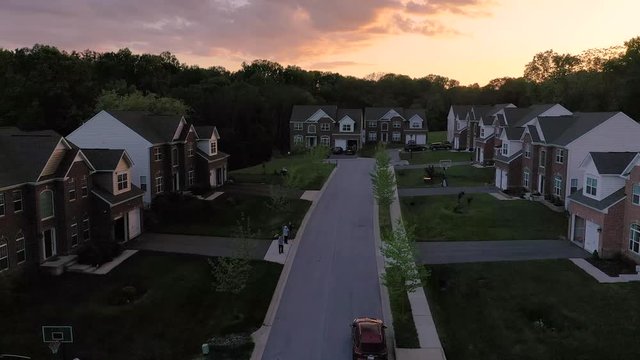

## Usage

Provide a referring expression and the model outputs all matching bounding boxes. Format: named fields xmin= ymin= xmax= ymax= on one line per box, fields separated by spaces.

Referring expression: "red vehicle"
xmin=351 ymin=317 xmax=388 ymax=360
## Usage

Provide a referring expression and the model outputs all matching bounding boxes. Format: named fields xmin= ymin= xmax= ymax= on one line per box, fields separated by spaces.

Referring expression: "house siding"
xmin=623 ymin=166 xmax=640 ymax=262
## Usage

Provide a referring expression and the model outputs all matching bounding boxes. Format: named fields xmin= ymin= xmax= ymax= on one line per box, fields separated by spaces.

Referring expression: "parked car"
xmin=332 ymin=146 xmax=344 ymax=154
xmin=404 ymin=141 xmax=426 ymax=152
xmin=430 ymin=141 xmax=452 ymax=150
xmin=351 ymin=317 xmax=388 ymax=360
xmin=345 ymin=146 xmax=356 ymax=155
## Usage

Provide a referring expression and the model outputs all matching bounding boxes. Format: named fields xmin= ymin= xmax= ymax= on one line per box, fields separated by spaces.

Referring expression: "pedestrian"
xmin=277 ymin=233 xmax=284 ymax=254
xmin=282 ymin=224 xmax=290 ymax=244
xmin=288 ymin=221 xmax=294 ymax=240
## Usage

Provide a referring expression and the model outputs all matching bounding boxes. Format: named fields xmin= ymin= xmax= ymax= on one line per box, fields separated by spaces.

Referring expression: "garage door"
xmin=584 ymin=220 xmax=600 ymax=253
xmin=415 ymin=134 xmax=427 ymax=145
xmin=501 ymin=171 xmax=508 ymax=190
xmin=128 ymin=209 xmax=142 ymax=240
xmin=495 ymin=169 xmax=501 ymax=188
xmin=334 ymin=139 xmax=347 ymax=150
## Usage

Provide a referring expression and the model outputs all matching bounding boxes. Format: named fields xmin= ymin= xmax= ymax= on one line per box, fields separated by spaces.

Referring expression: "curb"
xmin=250 ymin=164 xmax=339 ymax=360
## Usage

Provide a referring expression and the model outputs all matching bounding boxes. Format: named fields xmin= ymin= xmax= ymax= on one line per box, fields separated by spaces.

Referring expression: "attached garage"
xmin=584 ymin=220 xmax=600 ymax=254
xmin=415 ymin=134 xmax=427 ymax=145
xmin=334 ymin=138 xmax=347 ymax=150
xmin=128 ymin=208 xmax=141 ymax=240
xmin=495 ymin=168 xmax=508 ymax=190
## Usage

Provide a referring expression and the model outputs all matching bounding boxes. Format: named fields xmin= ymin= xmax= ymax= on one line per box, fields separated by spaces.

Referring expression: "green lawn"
xmin=150 ymin=193 xmax=311 ymax=239
xmin=428 ymin=131 xmax=447 ymax=144
xmin=230 ymin=150 xmax=335 ymax=190
xmin=400 ymin=194 xmax=568 ymax=241
xmin=399 ymin=150 xmax=472 ymax=165
xmin=426 ymin=260 xmax=640 ymax=360
xmin=395 ymin=166 xmax=494 ymax=188
xmin=0 ymin=253 xmax=281 ymax=360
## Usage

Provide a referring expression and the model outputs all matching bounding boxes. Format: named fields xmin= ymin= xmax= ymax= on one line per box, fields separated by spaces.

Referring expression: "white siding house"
xmin=67 ymin=111 xmax=154 ymax=203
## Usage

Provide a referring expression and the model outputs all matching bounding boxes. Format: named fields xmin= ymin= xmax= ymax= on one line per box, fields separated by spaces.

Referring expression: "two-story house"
xmin=495 ymin=111 xmax=640 ymax=207
xmin=67 ymin=110 xmax=229 ymax=205
xmin=364 ymin=107 xmax=428 ymax=144
xmin=567 ymin=152 xmax=640 ymax=258
xmin=447 ymin=105 xmax=472 ymax=150
xmin=472 ymin=103 xmax=516 ymax=163
xmin=289 ymin=105 xmax=339 ymax=149
xmin=332 ymin=109 xmax=363 ymax=151
xmin=0 ymin=128 xmax=144 ymax=274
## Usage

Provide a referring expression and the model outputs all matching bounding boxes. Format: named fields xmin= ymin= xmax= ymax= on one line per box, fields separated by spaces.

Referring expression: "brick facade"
xmin=568 ymin=200 xmax=625 ymax=258
xmin=623 ymin=166 xmax=640 ymax=262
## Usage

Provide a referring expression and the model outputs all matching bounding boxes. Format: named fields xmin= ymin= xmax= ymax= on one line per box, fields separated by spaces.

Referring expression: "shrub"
xmin=189 ymin=183 xmax=212 ymax=196
xmin=77 ymin=241 xmax=124 ymax=266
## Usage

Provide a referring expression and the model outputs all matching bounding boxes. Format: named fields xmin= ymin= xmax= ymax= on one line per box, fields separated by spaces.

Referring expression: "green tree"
xmin=370 ymin=145 xmax=396 ymax=209
xmin=95 ymin=89 xmax=190 ymax=115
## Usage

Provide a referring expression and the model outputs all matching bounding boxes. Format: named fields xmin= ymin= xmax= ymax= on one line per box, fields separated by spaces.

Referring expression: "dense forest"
xmin=1 ymin=36 xmax=639 ymax=169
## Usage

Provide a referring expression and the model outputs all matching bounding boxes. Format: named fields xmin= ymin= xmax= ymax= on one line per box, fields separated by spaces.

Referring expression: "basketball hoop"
xmin=48 ymin=341 xmax=61 ymax=354
xmin=439 ymin=159 xmax=452 ymax=171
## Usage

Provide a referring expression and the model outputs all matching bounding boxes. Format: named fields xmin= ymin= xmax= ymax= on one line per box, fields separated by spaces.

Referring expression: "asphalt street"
xmin=262 ymin=158 xmax=383 ymax=360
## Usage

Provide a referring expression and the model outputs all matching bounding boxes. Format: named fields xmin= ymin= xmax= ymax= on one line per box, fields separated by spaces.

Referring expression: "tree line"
xmin=1 ymin=37 xmax=639 ymax=169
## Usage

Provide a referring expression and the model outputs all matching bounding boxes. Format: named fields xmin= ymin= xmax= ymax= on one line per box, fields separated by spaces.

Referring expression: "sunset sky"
xmin=0 ymin=0 xmax=638 ymax=85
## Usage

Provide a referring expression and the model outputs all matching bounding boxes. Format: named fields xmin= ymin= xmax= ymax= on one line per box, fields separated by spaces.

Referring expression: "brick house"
xmin=364 ymin=107 xmax=428 ymax=145
xmin=332 ymin=109 xmax=364 ymax=152
xmin=494 ymin=111 xmax=640 ymax=207
xmin=0 ymin=128 xmax=143 ymax=274
xmin=447 ymin=105 xmax=472 ymax=150
xmin=67 ymin=110 xmax=229 ymax=205
xmin=289 ymin=105 xmax=341 ymax=149
xmin=567 ymin=152 xmax=639 ymax=258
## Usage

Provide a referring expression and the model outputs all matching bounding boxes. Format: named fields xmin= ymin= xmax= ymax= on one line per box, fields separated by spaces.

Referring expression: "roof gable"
xmin=307 ymin=108 xmax=335 ymax=123
xmin=106 ymin=110 xmax=185 ymax=144
xmin=82 ymin=149 xmax=132 ymax=171
xmin=589 ymin=152 xmax=639 ymax=175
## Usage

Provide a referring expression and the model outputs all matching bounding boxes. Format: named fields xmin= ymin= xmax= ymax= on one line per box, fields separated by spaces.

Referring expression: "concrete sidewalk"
xmin=570 ymin=258 xmax=640 ymax=283
xmin=398 ymin=185 xmax=497 ymax=197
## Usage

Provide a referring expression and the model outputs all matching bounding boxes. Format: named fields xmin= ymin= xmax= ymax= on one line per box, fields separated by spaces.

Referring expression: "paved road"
xmin=128 ymin=233 xmax=271 ymax=259
xmin=416 ymin=240 xmax=589 ymax=264
xmin=398 ymin=185 xmax=498 ymax=197
xmin=262 ymin=158 xmax=382 ymax=360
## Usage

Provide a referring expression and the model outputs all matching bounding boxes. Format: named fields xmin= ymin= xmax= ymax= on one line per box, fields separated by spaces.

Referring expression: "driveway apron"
xmin=262 ymin=158 xmax=383 ymax=360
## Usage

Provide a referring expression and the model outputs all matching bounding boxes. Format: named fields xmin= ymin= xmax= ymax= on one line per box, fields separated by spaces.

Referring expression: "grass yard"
xmin=426 ymin=260 xmax=640 ymax=360
xmin=400 ymin=194 xmax=568 ymax=241
xmin=150 ymin=193 xmax=311 ymax=239
xmin=428 ymin=131 xmax=447 ymax=144
xmin=399 ymin=150 xmax=472 ymax=165
xmin=0 ymin=253 xmax=282 ymax=360
xmin=395 ymin=166 xmax=494 ymax=188
xmin=229 ymin=150 xmax=335 ymax=190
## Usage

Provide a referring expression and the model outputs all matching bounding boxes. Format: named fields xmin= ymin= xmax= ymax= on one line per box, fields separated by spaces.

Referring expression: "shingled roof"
xmin=290 ymin=105 xmax=337 ymax=122
xmin=336 ymin=109 xmax=362 ymax=123
xmin=589 ymin=152 xmax=639 ymax=175
xmin=568 ymin=187 xmax=626 ymax=212
xmin=364 ymin=107 xmax=405 ymax=121
xmin=0 ymin=128 xmax=65 ymax=188
xmin=82 ymin=149 xmax=128 ymax=171
xmin=195 ymin=126 xmax=220 ymax=140
xmin=106 ymin=110 xmax=184 ymax=144
xmin=537 ymin=112 xmax=617 ymax=146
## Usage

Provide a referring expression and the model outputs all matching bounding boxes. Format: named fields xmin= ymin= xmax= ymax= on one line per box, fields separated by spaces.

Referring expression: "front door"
xmin=381 ymin=133 xmax=388 ymax=143
xmin=306 ymin=136 xmax=316 ymax=148
xmin=172 ymin=173 xmax=179 ymax=191
xmin=476 ymin=148 xmax=481 ymax=162
xmin=114 ymin=217 xmax=126 ymax=243
xmin=42 ymin=228 xmax=56 ymax=260
xmin=538 ymin=174 xmax=545 ymax=193
xmin=216 ymin=168 xmax=223 ymax=186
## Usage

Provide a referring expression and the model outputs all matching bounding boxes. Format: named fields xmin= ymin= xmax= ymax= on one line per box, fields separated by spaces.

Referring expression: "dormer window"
xmin=480 ymin=128 xmax=485 ymax=138
xmin=501 ymin=143 xmax=509 ymax=156
xmin=410 ymin=121 xmax=421 ymax=129
xmin=341 ymin=123 xmax=352 ymax=132
xmin=210 ymin=141 xmax=218 ymax=155
xmin=586 ymin=177 xmax=597 ymax=196
xmin=117 ymin=173 xmax=129 ymax=191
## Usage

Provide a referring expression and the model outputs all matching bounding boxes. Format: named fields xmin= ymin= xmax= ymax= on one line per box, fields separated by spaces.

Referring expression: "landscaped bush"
xmin=503 ymin=187 xmax=527 ymax=198
xmin=77 ymin=241 xmax=124 ymax=266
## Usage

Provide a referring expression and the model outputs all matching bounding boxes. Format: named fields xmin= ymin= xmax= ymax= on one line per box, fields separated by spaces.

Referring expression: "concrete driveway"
xmin=398 ymin=185 xmax=498 ymax=197
xmin=128 ymin=233 xmax=271 ymax=259
xmin=416 ymin=240 xmax=589 ymax=265
xmin=262 ymin=158 xmax=382 ymax=360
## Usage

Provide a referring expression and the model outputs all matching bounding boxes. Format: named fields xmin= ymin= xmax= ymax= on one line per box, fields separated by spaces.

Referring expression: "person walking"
xmin=282 ymin=224 xmax=290 ymax=244
xmin=277 ymin=233 xmax=284 ymax=254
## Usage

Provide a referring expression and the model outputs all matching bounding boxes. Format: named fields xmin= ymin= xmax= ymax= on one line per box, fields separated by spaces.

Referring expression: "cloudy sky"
xmin=0 ymin=0 xmax=638 ymax=85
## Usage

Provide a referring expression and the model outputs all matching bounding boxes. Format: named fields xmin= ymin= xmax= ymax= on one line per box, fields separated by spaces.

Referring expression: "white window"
xmin=501 ymin=143 xmax=508 ymax=156
xmin=480 ymin=127 xmax=485 ymax=138
xmin=523 ymin=170 xmax=530 ymax=188
xmin=39 ymin=190 xmax=54 ymax=219
xmin=633 ymin=184 xmax=640 ymax=205
xmin=570 ymin=178 xmax=578 ymax=194
xmin=0 ymin=193 xmax=4 ymax=217
xmin=293 ymin=135 xmax=303 ymax=144
xmin=0 ymin=237 xmax=7 ymax=271
xmin=586 ymin=177 xmax=597 ymax=196
xmin=83 ymin=216 xmax=90 ymax=241
xmin=368 ymin=121 xmax=377 ymax=128
xmin=393 ymin=122 xmax=401 ymax=128
xmin=392 ymin=132 xmax=401 ymax=141
xmin=368 ymin=132 xmax=377 ymax=141
xmin=187 ymin=144 xmax=194 ymax=157
xmin=155 ymin=177 xmax=164 ymax=194
xmin=320 ymin=123 xmax=330 ymax=132
xmin=117 ymin=173 xmax=128 ymax=191
xmin=293 ymin=123 xmax=303 ymax=131
xmin=12 ymin=190 xmax=22 ymax=212
xmin=524 ymin=143 xmax=531 ymax=158
xmin=554 ymin=176 xmax=562 ymax=196
xmin=341 ymin=123 xmax=352 ymax=132
xmin=555 ymin=149 xmax=564 ymax=164
xmin=154 ymin=147 xmax=162 ymax=161
xmin=210 ymin=141 xmax=218 ymax=154
xmin=410 ymin=120 xmax=422 ymax=129
xmin=188 ymin=170 xmax=195 ymax=186
xmin=81 ymin=176 xmax=88 ymax=197
xmin=140 ymin=176 xmax=147 ymax=192
xmin=308 ymin=124 xmax=316 ymax=133
xmin=539 ymin=149 xmax=547 ymax=167
xmin=15 ymin=231 xmax=25 ymax=264
xmin=381 ymin=122 xmax=389 ymax=131
xmin=630 ymin=224 xmax=640 ymax=254
xmin=320 ymin=136 xmax=330 ymax=146
xmin=68 ymin=178 xmax=76 ymax=201
xmin=70 ymin=223 xmax=78 ymax=248
xmin=171 ymin=147 xmax=179 ymax=166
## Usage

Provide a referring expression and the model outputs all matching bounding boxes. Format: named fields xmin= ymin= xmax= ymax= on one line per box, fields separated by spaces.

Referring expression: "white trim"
xmin=90 ymin=189 xmax=144 ymax=208
xmin=36 ymin=137 xmax=72 ymax=182
xmin=629 ymin=223 xmax=640 ymax=254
